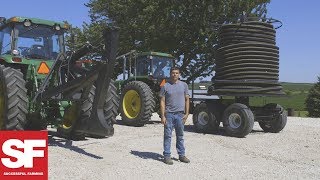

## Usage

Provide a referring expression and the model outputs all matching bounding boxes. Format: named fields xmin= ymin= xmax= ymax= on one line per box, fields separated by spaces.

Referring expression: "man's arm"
xmin=183 ymin=82 xmax=190 ymax=124
xmin=160 ymin=96 xmax=166 ymax=125
xmin=159 ymin=85 xmax=166 ymax=125
xmin=183 ymin=95 xmax=190 ymax=124
xmin=185 ymin=95 xmax=190 ymax=115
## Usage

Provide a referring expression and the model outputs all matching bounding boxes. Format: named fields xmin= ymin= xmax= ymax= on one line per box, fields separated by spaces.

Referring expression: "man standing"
xmin=159 ymin=67 xmax=190 ymax=165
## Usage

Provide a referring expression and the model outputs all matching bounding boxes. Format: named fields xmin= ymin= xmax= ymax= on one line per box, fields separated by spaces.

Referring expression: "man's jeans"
xmin=163 ymin=112 xmax=185 ymax=157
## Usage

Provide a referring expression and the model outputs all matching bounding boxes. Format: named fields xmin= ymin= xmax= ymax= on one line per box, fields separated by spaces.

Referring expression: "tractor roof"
xmin=0 ymin=16 xmax=69 ymax=29
xmin=138 ymin=52 xmax=174 ymax=58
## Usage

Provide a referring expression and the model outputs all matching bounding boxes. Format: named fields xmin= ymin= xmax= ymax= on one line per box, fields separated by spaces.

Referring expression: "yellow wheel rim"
xmin=0 ymin=84 xmax=4 ymax=129
xmin=123 ymin=90 xmax=141 ymax=119
xmin=62 ymin=104 xmax=78 ymax=129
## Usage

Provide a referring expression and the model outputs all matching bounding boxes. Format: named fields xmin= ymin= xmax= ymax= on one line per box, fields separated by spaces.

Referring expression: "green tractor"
xmin=117 ymin=51 xmax=175 ymax=126
xmin=0 ymin=16 xmax=119 ymax=139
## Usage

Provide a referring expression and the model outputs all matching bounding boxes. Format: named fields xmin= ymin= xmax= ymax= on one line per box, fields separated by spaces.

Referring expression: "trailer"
xmin=192 ymin=19 xmax=287 ymax=138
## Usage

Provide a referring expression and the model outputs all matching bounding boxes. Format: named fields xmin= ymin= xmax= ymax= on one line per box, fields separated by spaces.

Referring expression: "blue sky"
xmin=268 ymin=0 xmax=320 ymax=83
xmin=1 ymin=0 xmax=319 ymax=83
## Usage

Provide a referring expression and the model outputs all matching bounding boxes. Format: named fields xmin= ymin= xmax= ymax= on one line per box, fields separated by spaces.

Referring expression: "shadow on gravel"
xmin=183 ymin=125 xmax=225 ymax=135
xmin=184 ymin=125 xmax=265 ymax=136
xmin=130 ymin=150 xmax=163 ymax=162
xmin=251 ymin=129 xmax=264 ymax=133
xmin=48 ymin=131 xmax=103 ymax=159
xmin=115 ymin=120 xmax=162 ymax=127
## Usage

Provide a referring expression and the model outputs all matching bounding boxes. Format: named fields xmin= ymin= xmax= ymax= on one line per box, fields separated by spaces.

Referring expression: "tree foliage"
xmin=75 ymin=0 xmax=270 ymax=82
xmin=305 ymin=76 xmax=320 ymax=117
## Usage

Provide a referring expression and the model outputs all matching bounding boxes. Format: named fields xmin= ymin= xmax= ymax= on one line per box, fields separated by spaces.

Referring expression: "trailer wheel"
xmin=259 ymin=104 xmax=287 ymax=133
xmin=0 ymin=65 xmax=28 ymax=130
xmin=120 ymin=81 xmax=155 ymax=126
xmin=193 ymin=103 xmax=220 ymax=133
xmin=222 ymin=103 xmax=254 ymax=138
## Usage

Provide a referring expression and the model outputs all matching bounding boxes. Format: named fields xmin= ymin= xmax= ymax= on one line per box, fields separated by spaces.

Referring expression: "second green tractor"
xmin=117 ymin=52 xmax=175 ymax=126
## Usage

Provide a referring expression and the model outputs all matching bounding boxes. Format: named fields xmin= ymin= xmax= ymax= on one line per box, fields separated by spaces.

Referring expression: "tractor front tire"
xmin=57 ymin=87 xmax=95 ymax=140
xmin=120 ymin=81 xmax=155 ymax=126
xmin=58 ymin=80 xmax=119 ymax=139
xmin=0 ymin=65 xmax=28 ymax=130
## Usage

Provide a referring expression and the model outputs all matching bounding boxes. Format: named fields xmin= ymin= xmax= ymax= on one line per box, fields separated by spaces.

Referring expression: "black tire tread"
xmin=222 ymin=103 xmax=254 ymax=138
xmin=0 ymin=65 xmax=28 ymax=130
xmin=120 ymin=81 xmax=155 ymax=126
xmin=258 ymin=104 xmax=287 ymax=133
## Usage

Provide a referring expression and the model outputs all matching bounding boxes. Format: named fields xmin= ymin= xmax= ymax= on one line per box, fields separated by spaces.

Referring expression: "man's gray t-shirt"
xmin=159 ymin=80 xmax=189 ymax=113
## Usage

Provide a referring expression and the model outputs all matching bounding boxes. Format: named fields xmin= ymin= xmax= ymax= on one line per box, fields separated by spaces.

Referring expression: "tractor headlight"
xmin=54 ymin=25 xmax=61 ymax=31
xmin=12 ymin=49 xmax=20 ymax=56
xmin=23 ymin=20 xmax=32 ymax=27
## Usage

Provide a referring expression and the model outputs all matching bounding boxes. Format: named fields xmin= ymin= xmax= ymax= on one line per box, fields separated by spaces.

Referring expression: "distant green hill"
xmin=280 ymin=82 xmax=313 ymax=93
xmin=189 ymin=82 xmax=314 ymax=112
xmin=250 ymin=82 xmax=313 ymax=111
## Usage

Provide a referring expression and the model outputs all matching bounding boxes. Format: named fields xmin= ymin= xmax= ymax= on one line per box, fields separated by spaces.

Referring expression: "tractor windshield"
xmin=135 ymin=55 xmax=174 ymax=78
xmin=152 ymin=56 xmax=174 ymax=78
xmin=0 ymin=23 xmax=65 ymax=60
xmin=136 ymin=56 xmax=151 ymax=76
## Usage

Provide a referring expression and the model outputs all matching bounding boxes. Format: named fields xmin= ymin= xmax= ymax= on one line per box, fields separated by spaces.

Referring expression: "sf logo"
xmin=1 ymin=139 xmax=46 ymax=168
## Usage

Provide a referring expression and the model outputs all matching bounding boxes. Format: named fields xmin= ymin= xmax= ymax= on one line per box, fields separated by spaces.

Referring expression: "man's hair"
xmin=170 ymin=67 xmax=180 ymax=73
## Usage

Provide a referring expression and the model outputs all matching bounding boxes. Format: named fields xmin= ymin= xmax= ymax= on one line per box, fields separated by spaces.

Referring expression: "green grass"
xmin=250 ymin=93 xmax=307 ymax=111
xmin=295 ymin=111 xmax=308 ymax=117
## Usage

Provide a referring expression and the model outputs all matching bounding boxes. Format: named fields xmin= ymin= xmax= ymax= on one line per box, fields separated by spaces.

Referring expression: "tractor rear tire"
xmin=120 ymin=81 xmax=155 ymax=126
xmin=0 ymin=65 xmax=28 ymax=130
xmin=222 ymin=103 xmax=254 ymax=138
xmin=193 ymin=103 xmax=220 ymax=133
xmin=259 ymin=104 xmax=287 ymax=133
xmin=104 ymin=80 xmax=119 ymax=124
xmin=90 ymin=80 xmax=119 ymax=138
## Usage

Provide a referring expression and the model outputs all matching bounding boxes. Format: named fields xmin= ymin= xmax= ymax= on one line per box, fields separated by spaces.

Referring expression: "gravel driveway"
xmin=49 ymin=115 xmax=320 ymax=180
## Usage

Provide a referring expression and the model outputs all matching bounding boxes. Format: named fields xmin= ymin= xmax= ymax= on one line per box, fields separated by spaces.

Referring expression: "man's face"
xmin=170 ymin=70 xmax=180 ymax=81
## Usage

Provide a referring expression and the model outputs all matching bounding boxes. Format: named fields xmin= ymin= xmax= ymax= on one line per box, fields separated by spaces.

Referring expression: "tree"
xmin=305 ymin=76 xmax=320 ymax=117
xmin=81 ymin=0 xmax=270 ymax=82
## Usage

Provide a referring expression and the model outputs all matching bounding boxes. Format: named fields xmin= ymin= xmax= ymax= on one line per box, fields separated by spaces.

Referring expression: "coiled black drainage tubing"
xmin=212 ymin=21 xmax=285 ymax=96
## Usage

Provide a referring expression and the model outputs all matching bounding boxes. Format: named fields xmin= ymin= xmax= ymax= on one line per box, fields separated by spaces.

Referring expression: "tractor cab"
xmin=135 ymin=52 xmax=174 ymax=79
xmin=0 ymin=16 xmax=69 ymax=76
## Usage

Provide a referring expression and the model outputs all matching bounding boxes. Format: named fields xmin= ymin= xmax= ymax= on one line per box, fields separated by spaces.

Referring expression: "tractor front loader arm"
xmin=34 ymin=27 xmax=119 ymax=137
xmin=76 ymin=28 xmax=119 ymax=137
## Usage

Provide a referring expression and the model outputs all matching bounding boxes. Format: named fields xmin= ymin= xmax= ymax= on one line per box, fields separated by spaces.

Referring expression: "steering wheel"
xmin=18 ymin=46 xmax=30 ymax=56
xmin=25 ymin=45 xmax=46 ymax=59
